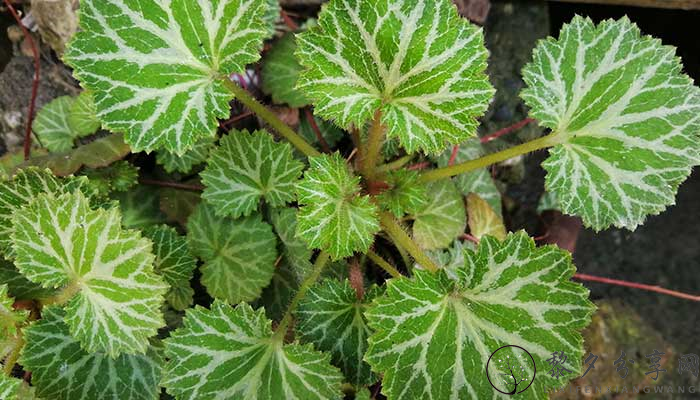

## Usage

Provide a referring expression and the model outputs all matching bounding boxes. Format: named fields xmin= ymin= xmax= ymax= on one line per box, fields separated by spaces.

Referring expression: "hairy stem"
xmin=3 ymin=336 xmax=24 ymax=376
xmin=379 ymin=212 xmax=439 ymax=273
xmin=419 ymin=133 xmax=558 ymax=183
xmin=366 ymin=250 xmax=402 ymax=278
xmin=361 ymin=110 xmax=386 ymax=180
xmin=377 ymin=154 xmax=414 ymax=172
xmin=275 ymin=251 xmax=330 ymax=338
xmin=223 ymin=79 xmax=320 ymax=158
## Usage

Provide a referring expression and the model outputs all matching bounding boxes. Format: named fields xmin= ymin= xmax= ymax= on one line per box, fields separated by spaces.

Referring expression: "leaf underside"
xmin=521 ymin=16 xmax=700 ymax=230
xmin=296 ymin=0 xmax=494 ymax=154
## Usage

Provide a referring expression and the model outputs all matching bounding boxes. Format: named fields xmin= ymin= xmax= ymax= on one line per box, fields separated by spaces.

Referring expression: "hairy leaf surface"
xmin=297 ymin=279 xmax=380 ymax=386
xmin=33 ymin=96 xmax=77 ymax=153
xmin=296 ymin=0 xmax=494 ymax=154
xmin=145 ymin=225 xmax=196 ymax=310
xmin=68 ymin=91 xmax=101 ymax=137
xmin=162 ymin=301 xmax=343 ymax=399
xmin=156 ymin=136 xmax=215 ymax=174
xmin=365 ymin=232 xmax=595 ymax=399
xmin=187 ymin=203 xmax=277 ymax=303
xmin=65 ymin=0 xmax=269 ymax=153
xmin=296 ymin=153 xmax=379 ymax=259
xmin=377 ymin=170 xmax=428 ymax=218
xmin=522 ymin=16 xmax=700 ymax=230
xmin=12 ymin=191 xmax=167 ymax=356
xmin=21 ymin=307 xmax=162 ymax=400
xmin=202 ymin=130 xmax=304 ymax=218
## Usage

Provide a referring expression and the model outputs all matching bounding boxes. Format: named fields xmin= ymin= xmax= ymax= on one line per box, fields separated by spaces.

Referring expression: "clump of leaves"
xmin=1 ymin=1 xmax=698 ymax=399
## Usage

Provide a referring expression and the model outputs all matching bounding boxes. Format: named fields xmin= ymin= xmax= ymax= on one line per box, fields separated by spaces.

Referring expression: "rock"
xmin=30 ymin=0 xmax=78 ymax=55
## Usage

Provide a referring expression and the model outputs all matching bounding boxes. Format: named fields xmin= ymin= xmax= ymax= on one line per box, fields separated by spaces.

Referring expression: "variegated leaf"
xmin=261 ymin=33 xmax=310 ymax=107
xmin=20 ymin=307 xmax=162 ymax=400
xmin=11 ymin=191 xmax=167 ymax=356
xmin=68 ymin=91 xmax=101 ymax=137
xmin=33 ymin=96 xmax=77 ymax=153
xmin=297 ymin=279 xmax=380 ymax=387
xmin=296 ymin=153 xmax=380 ymax=260
xmin=144 ymin=225 xmax=196 ymax=310
xmin=0 ymin=260 xmax=55 ymax=300
xmin=156 ymin=136 xmax=216 ymax=174
xmin=296 ymin=0 xmax=494 ymax=154
xmin=187 ymin=203 xmax=277 ymax=303
xmin=0 ymin=284 xmax=27 ymax=339
xmin=0 ymin=375 xmax=39 ymax=400
xmin=162 ymin=301 xmax=343 ymax=399
xmin=270 ymin=208 xmax=313 ymax=281
xmin=365 ymin=232 xmax=595 ymax=399
xmin=412 ymin=180 xmax=466 ymax=250
xmin=64 ymin=0 xmax=269 ymax=154
xmin=201 ymin=130 xmax=304 ymax=218
xmin=377 ymin=170 xmax=428 ymax=218
xmin=521 ymin=16 xmax=700 ymax=230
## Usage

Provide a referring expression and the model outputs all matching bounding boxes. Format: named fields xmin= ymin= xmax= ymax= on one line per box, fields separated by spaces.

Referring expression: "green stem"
xmin=3 ymin=336 xmax=23 ymax=376
xmin=275 ymin=251 xmax=330 ymax=338
xmin=379 ymin=212 xmax=439 ymax=273
xmin=367 ymin=250 xmax=402 ymax=278
xmin=222 ymin=79 xmax=320 ymax=158
xmin=419 ymin=133 xmax=558 ymax=183
xmin=377 ymin=154 xmax=414 ymax=173
xmin=361 ymin=110 xmax=386 ymax=180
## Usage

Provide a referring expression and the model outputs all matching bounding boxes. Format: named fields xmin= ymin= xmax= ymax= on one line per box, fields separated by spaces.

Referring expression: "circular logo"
xmin=486 ymin=345 xmax=536 ymax=395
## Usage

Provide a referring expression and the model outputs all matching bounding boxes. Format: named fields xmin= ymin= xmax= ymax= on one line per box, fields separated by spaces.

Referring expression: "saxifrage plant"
xmin=1 ymin=0 xmax=698 ymax=399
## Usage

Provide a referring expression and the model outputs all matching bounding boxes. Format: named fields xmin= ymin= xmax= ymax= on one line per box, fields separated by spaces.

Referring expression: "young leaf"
xmin=377 ymin=170 xmax=428 ymax=218
xmin=297 ymin=279 xmax=380 ymax=387
xmin=20 ymin=307 xmax=162 ymax=400
xmin=187 ymin=203 xmax=277 ymax=303
xmin=64 ymin=0 xmax=269 ymax=154
xmin=466 ymin=193 xmax=506 ymax=241
xmin=437 ymin=138 xmax=501 ymax=215
xmin=201 ymin=130 xmax=304 ymax=218
xmin=425 ymin=239 xmax=473 ymax=280
xmin=68 ymin=91 xmax=101 ymax=137
xmin=412 ymin=180 xmax=466 ymax=250
xmin=296 ymin=153 xmax=380 ymax=260
xmin=261 ymin=33 xmax=310 ymax=107
xmin=33 ymin=96 xmax=77 ymax=152
xmin=296 ymin=0 xmax=494 ymax=154
xmin=144 ymin=225 xmax=196 ymax=311
xmin=156 ymin=136 xmax=216 ymax=174
xmin=81 ymin=160 xmax=139 ymax=196
xmin=365 ymin=232 xmax=595 ymax=399
xmin=0 ymin=168 xmax=87 ymax=258
xmin=521 ymin=16 xmax=700 ymax=230
xmin=11 ymin=191 xmax=167 ymax=356
xmin=162 ymin=301 xmax=343 ymax=399
xmin=0 ymin=284 xmax=27 ymax=340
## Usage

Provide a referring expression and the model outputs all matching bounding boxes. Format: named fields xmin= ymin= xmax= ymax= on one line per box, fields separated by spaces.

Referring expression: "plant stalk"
xmin=3 ymin=336 xmax=23 ymax=376
xmin=419 ymin=133 xmax=558 ymax=183
xmin=367 ymin=250 xmax=402 ymax=278
xmin=275 ymin=251 xmax=330 ymax=338
xmin=379 ymin=212 xmax=439 ymax=273
xmin=222 ymin=79 xmax=320 ymax=158
xmin=361 ymin=110 xmax=386 ymax=180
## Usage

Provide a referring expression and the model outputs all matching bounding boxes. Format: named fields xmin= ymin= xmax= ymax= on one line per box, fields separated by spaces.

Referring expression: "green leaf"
xmin=0 ymin=375 xmax=39 ymax=400
xmin=537 ymin=191 xmax=560 ymax=213
xmin=33 ymin=96 xmax=77 ymax=153
xmin=296 ymin=153 xmax=380 ymax=260
xmin=81 ymin=160 xmax=139 ymax=196
xmin=144 ymin=225 xmax=196 ymax=311
xmin=19 ymin=133 xmax=131 ymax=177
xmin=263 ymin=0 xmax=280 ymax=39
xmin=466 ymin=193 xmax=506 ymax=241
xmin=187 ymin=203 xmax=277 ymax=303
xmin=437 ymin=138 xmax=501 ymax=215
xmin=64 ymin=0 xmax=269 ymax=154
xmin=68 ymin=91 xmax=101 ymax=137
xmin=261 ymin=33 xmax=310 ymax=107
xmin=162 ymin=301 xmax=343 ymax=399
xmin=297 ymin=279 xmax=380 ymax=387
xmin=0 ymin=168 xmax=87 ymax=258
xmin=257 ymin=258 xmax=298 ymax=321
xmin=365 ymin=232 xmax=595 ymax=399
xmin=159 ymin=185 xmax=201 ymax=226
xmin=156 ymin=136 xmax=216 ymax=174
xmin=20 ymin=307 xmax=162 ymax=400
xmin=521 ymin=16 xmax=700 ymax=230
xmin=0 ymin=259 xmax=55 ymax=300
xmin=425 ymin=239 xmax=473 ymax=280
xmin=0 ymin=284 xmax=28 ymax=338
xmin=11 ymin=191 xmax=167 ymax=356
xmin=113 ymin=185 xmax=166 ymax=229
xmin=201 ymin=130 xmax=304 ymax=218
xmin=377 ymin=170 xmax=428 ymax=217
xmin=299 ymin=112 xmax=345 ymax=151
xmin=412 ymin=180 xmax=466 ymax=250
xmin=296 ymin=0 xmax=494 ymax=154
xmin=270 ymin=208 xmax=313 ymax=281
